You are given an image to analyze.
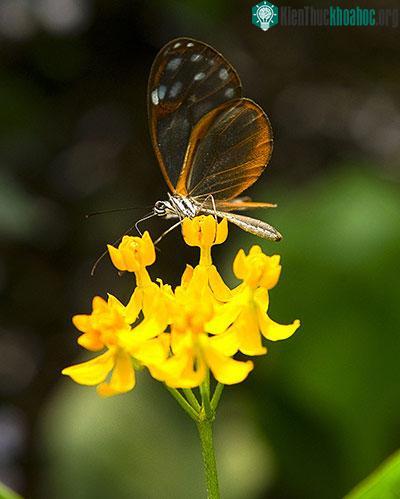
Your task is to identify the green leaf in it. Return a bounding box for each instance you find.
[0,481,23,499]
[346,450,400,498]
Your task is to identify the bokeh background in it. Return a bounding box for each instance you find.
[1,1,399,498]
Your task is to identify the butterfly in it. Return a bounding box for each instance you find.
[148,37,282,242]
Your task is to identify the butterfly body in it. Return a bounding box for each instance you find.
[148,38,281,242]
[153,194,282,241]
[154,194,198,219]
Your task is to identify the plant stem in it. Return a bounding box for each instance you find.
[200,370,213,418]
[165,386,199,421]
[166,373,221,498]
[211,383,224,411]
[183,388,201,411]
[197,418,220,499]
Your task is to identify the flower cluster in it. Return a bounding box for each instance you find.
[62,216,300,396]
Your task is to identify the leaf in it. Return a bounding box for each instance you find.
[346,450,400,498]
[0,481,23,499]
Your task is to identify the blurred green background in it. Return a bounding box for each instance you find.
[1,1,399,498]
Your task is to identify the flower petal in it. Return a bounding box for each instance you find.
[259,314,300,341]
[77,333,103,352]
[150,343,207,388]
[165,355,207,388]
[204,345,253,385]
[206,299,242,335]
[208,266,232,301]
[107,350,136,394]
[232,249,246,280]
[141,231,156,266]
[121,244,140,272]
[147,353,186,383]
[187,265,209,293]
[181,264,194,287]
[200,216,217,247]
[215,217,228,244]
[208,328,239,356]
[259,254,281,289]
[72,314,91,333]
[62,350,114,385]
[125,287,143,323]
[235,308,267,356]
[121,316,168,353]
[107,294,126,315]
[181,217,198,247]
[107,244,127,271]
[253,288,300,340]
[135,334,170,365]
[253,287,269,311]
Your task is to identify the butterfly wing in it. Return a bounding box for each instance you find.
[214,200,277,211]
[176,98,273,200]
[148,37,242,192]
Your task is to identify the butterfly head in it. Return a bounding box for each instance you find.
[153,194,198,219]
[154,200,169,217]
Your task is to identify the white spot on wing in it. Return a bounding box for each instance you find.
[166,57,181,71]
[194,72,205,81]
[169,81,182,98]
[158,85,167,100]
[151,89,159,105]
[173,42,181,48]
[225,87,234,98]
[190,53,203,62]
[219,68,229,80]
[186,42,194,47]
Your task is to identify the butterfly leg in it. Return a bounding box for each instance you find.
[134,211,156,236]
[135,221,143,236]
[197,194,218,221]
[154,220,183,245]
[210,194,217,221]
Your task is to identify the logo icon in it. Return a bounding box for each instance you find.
[252,1,278,31]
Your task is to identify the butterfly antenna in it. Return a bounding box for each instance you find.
[90,223,138,276]
[85,205,152,219]
[90,210,157,276]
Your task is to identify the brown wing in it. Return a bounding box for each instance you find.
[176,98,273,200]
[147,38,242,192]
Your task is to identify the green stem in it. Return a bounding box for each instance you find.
[200,370,213,419]
[197,418,220,499]
[165,386,199,421]
[211,383,224,411]
[166,372,221,498]
[183,388,201,411]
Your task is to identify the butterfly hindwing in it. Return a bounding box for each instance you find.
[148,37,242,192]
[180,98,273,200]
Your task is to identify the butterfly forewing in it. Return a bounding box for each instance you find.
[183,99,273,200]
[148,38,242,192]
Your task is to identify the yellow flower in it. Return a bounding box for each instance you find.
[62,291,170,397]
[181,216,231,301]
[62,347,135,397]
[107,232,155,284]
[72,294,128,352]
[108,232,160,321]
[150,282,253,388]
[182,216,228,263]
[233,245,281,290]
[63,217,300,397]
[207,246,300,356]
